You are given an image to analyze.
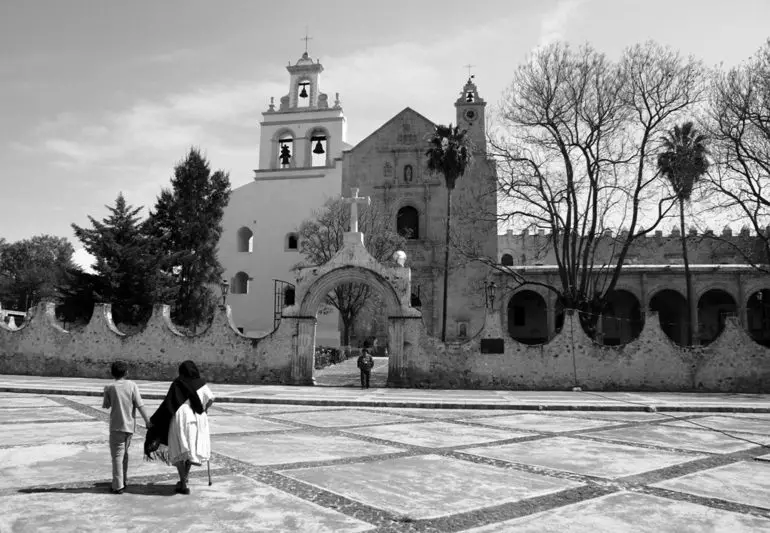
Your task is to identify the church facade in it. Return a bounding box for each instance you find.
[218,51,770,351]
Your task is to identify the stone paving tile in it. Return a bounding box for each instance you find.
[583,424,770,454]
[661,415,770,436]
[0,475,374,533]
[653,460,770,510]
[212,403,328,415]
[0,406,95,423]
[461,413,622,433]
[202,414,296,435]
[0,441,166,490]
[1,421,110,447]
[0,396,63,408]
[282,454,582,520]
[213,431,404,466]
[359,408,522,420]
[463,436,706,479]
[342,421,530,448]
[558,411,669,422]
[462,491,770,532]
[267,408,422,428]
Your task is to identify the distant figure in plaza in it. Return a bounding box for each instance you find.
[102,360,152,495]
[144,360,214,495]
[357,340,375,389]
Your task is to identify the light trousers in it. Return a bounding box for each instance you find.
[109,431,132,490]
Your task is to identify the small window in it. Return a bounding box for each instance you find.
[501,253,513,266]
[458,322,468,338]
[286,233,299,251]
[403,164,413,182]
[237,227,254,253]
[232,272,249,294]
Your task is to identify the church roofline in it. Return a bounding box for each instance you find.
[346,107,436,152]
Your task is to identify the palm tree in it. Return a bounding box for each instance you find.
[426,124,473,342]
[657,122,709,345]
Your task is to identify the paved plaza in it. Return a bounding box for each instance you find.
[1,372,770,532]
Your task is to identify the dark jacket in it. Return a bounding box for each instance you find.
[357,351,374,372]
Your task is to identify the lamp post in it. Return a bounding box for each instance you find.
[484,281,497,310]
[220,279,230,307]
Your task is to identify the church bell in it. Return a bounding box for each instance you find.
[299,85,309,98]
[313,139,325,154]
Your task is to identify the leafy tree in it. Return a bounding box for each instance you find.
[657,122,710,345]
[705,39,770,270]
[489,41,704,339]
[425,124,473,341]
[0,235,74,311]
[145,148,231,332]
[296,197,406,351]
[69,193,158,326]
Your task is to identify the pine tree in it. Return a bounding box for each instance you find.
[145,148,231,331]
[70,193,157,326]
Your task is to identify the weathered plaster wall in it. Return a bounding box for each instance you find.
[404,311,770,392]
[0,302,293,384]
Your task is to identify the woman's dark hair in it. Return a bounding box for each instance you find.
[111,360,128,379]
[363,339,372,349]
[178,360,200,380]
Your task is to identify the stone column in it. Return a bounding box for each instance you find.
[290,317,317,385]
[387,317,405,387]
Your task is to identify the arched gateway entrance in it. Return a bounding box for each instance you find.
[280,202,421,386]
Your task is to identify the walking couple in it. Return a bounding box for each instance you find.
[103,360,214,495]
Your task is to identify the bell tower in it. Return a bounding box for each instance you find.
[455,76,486,152]
[257,51,346,172]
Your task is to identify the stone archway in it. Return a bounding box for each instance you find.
[698,288,737,345]
[282,231,420,386]
[649,289,688,345]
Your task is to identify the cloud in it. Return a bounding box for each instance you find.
[539,0,586,46]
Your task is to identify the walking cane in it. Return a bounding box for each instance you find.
[207,459,212,486]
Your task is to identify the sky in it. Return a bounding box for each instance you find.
[1,0,769,268]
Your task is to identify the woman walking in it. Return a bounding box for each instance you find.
[145,360,214,494]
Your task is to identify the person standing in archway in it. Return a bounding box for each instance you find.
[357,340,375,389]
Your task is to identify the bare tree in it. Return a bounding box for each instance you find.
[704,39,770,270]
[296,197,407,351]
[488,41,705,334]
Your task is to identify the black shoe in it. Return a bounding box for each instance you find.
[175,486,191,495]
[111,488,124,495]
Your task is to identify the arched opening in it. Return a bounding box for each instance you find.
[278,136,294,169]
[501,254,514,266]
[397,206,419,240]
[285,233,299,251]
[297,79,310,108]
[236,227,253,253]
[747,289,770,347]
[698,289,737,345]
[507,290,548,344]
[309,128,329,168]
[232,272,249,295]
[296,266,406,388]
[600,290,644,345]
[649,289,688,345]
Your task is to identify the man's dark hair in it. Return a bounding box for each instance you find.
[111,360,128,379]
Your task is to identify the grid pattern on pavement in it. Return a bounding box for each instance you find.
[1,391,770,532]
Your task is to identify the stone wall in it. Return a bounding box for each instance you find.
[404,311,770,392]
[0,302,294,384]
[3,302,769,392]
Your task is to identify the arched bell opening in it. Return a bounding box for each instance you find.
[747,289,770,347]
[698,289,737,345]
[649,289,688,346]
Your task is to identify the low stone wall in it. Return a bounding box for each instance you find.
[0,303,293,384]
[403,311,770,392]
[2,304,769,392]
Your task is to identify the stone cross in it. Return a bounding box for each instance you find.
[343,188,370,233]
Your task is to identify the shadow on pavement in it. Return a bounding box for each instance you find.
[18,482,175,497]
